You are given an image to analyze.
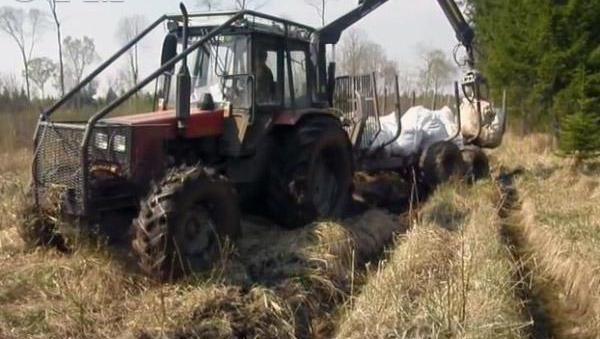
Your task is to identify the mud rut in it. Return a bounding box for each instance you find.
[150,174,415,339]
[495,169,554,339]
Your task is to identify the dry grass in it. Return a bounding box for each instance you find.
[492,132,600,338]
[336,183,528,338]
[0,111,38,151]
[3,126,600,338]
[0,110,412,338]
[0,145,407,338]
[0,150,31,256]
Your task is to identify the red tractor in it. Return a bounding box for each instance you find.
[26,1,502,280]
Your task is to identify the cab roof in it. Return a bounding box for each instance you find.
[166,10,316,42]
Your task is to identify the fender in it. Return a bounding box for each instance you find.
[273,108,339,126]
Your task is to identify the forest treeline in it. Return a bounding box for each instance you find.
[467,0,600,154]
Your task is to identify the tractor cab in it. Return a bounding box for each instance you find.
[154,12,325,157]
[31,8,335,217]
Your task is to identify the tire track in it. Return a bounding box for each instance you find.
[495,169,554,339]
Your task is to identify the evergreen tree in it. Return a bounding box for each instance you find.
[558,67,600,156]
[468,0,600,154]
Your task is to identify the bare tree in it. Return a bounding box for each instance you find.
[196,0,222,11]
[0,7,46,101]
[27,57,55,99]
[338,28,366,76]
[363,42,386,73]
[418,48,455,99]
[63,36,99,89]
[305,0,337,26]
[0,73,20,95]
[116,15,148,88]
[47,0,65,97]
[232,0,269,10]
[380,59,399,92]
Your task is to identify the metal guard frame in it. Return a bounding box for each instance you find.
[35,10,317,215]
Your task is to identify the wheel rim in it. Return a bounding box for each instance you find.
[176,206,218,267]
[312,153,340,216]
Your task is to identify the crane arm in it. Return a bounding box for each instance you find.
[436,0,474,50]
[317,0,389,45]
[317,0,475,57]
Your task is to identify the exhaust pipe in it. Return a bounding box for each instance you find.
[176,2,191,131]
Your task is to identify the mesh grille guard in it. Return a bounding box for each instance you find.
[33,122,86,215]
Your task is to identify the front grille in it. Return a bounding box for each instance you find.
[33,122,86,214]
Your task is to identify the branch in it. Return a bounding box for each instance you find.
[0,11,26,53]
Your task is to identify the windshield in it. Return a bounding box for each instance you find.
[166,34,250,109]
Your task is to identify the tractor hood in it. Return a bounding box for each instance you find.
[103,108,225,139]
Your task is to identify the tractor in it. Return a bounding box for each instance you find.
[25,0,504,280]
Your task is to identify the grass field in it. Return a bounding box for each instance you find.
[1,127,599,338]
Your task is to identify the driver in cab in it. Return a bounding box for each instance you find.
[254,49,276,104]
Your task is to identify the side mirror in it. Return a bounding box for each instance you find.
[160,33,178,74]
[327,62,336,106]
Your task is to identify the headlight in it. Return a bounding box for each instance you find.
[94,132,108,150]
[113,135,127,153]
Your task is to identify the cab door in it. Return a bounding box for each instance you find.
[284,41,311,110]
[234,34,285,154]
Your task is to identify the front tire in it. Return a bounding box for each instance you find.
[132,166,240,281]
[268,117,354,228]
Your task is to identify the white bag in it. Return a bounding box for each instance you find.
[370,106,463,157]
[460,99,505,148]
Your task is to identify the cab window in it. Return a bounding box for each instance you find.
[253,38,283,106]
[284,46,309,108]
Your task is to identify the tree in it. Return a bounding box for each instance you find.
[27,57,55,99]
[105,87,118,104]
[0,72,20,95]
[47,0,65,97]
[305,0,337,26]
[116,15,147,88]
[0,7,46,101]
[63,36,99,89]
[196,0,222,11]
[338,28,367,76]
[557,66,600,157]
[381,59,399,93]
[418,48,455,99]
[467,0,600,145]
[338,28,396,83]
[232,0,268,10]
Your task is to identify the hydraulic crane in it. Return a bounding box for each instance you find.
[319,0,475,64]
[316,0,484,98]
[317,0,489,142]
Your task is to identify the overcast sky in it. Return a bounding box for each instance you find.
[0,0,458,94]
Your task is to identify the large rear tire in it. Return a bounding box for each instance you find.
[268,117,354,228]
[419,141,465,188]
[461,145,490,182]
[132,166,240,281]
